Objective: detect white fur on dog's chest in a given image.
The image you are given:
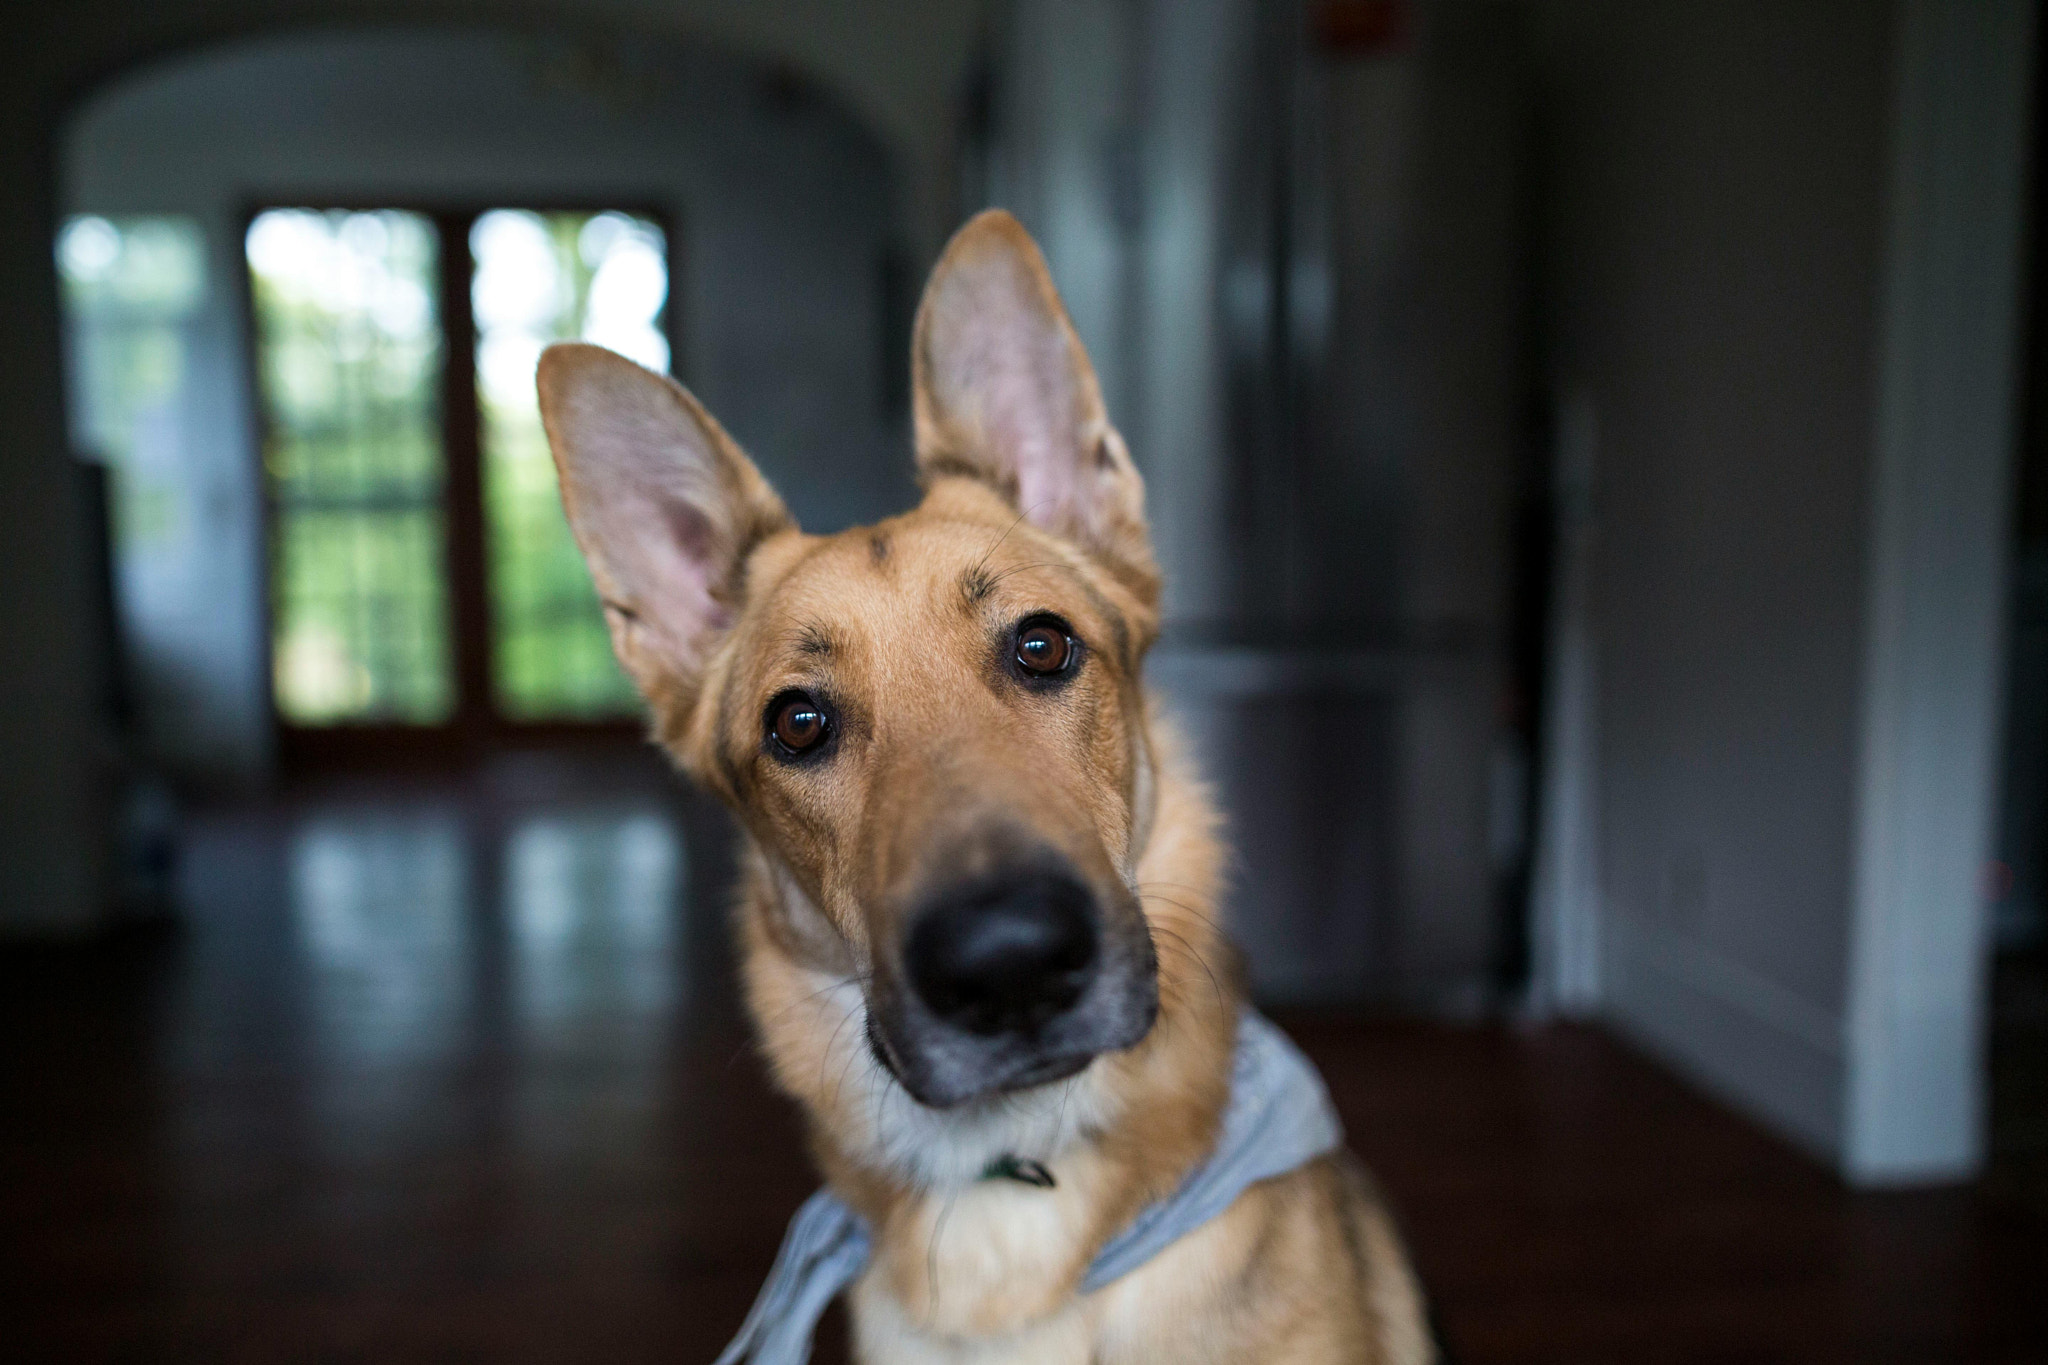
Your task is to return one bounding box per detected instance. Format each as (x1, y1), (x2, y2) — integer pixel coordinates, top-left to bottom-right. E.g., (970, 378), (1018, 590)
(853, 1283), (1095, 1365)
(851, 1188), (1262, 1365)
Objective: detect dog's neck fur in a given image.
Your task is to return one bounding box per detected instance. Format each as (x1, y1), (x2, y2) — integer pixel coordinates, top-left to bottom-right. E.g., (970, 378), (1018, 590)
(736, 708), (1236, 1339)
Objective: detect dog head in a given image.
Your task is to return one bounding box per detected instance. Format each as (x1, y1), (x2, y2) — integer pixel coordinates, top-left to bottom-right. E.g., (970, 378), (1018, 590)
(538, 212), (1165, 1109)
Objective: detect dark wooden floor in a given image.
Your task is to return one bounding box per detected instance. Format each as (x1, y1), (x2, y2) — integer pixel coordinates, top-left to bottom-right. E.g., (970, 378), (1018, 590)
(3, 753), (2043, 1363)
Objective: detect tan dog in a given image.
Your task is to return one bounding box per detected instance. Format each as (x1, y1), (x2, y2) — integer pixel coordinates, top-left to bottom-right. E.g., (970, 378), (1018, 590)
(537, 211), (1434, 1364)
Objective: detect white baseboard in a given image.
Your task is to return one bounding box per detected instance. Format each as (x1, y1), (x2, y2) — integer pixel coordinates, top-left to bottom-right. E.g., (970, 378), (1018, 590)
(1605, 911), (1844, 1162)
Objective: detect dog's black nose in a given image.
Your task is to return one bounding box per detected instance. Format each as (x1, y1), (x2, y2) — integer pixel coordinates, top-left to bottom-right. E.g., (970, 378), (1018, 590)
(906, 871), (1099, 1036)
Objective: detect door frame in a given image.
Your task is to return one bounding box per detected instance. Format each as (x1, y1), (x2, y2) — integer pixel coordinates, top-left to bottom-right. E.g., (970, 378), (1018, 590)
(238, 197), (678, 770)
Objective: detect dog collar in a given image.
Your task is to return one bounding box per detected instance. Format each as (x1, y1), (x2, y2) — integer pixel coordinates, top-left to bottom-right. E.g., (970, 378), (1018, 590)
(981, 1154), (1057, 1187)
(711, 1009), (1344, 1365)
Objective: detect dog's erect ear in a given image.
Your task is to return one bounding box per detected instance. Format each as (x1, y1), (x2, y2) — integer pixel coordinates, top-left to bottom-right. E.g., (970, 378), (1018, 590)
(912, 210), (1158, 604)
(537, 343), (791, 710)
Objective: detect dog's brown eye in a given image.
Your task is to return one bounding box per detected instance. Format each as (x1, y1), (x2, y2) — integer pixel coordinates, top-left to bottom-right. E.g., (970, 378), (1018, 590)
(1016, 624), (1073, 675)
(770, 695), (828, 753)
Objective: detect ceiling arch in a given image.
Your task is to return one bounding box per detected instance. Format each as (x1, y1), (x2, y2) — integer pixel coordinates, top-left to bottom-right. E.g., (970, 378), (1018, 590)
(32, 0), (991, 254)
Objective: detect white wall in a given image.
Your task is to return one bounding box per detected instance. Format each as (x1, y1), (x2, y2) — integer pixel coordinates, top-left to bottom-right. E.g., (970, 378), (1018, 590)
(1530, 0), (1895, 1158)
(1529, 0), (2032, 1181)
(62, 26), (907, 786)
(1847, 0), (2032, 1183)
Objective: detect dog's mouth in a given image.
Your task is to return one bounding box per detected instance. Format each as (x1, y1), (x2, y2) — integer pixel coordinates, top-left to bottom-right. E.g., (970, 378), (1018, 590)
(864, 970), (1157, 1110)
(866, 1010), (1103, 1104)
(999, 1050), (1098, 1089)
(863, 1013), (900, 1082)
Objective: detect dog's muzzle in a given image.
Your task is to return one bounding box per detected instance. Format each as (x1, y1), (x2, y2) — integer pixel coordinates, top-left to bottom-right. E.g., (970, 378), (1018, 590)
(874, 859), (1158, 1108)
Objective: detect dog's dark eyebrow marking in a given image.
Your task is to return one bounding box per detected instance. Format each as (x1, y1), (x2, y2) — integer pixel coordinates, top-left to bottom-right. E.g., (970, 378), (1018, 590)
(962, 506), (1034, 607)
(961, 553), (1135, 669)
(868, 532), (891, 566)
(795, 624), (833, 657)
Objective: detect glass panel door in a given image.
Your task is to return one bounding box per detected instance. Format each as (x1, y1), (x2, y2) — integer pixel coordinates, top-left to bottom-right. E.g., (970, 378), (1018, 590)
(246, 205), (668, 753)
(248, 209), (451, 725)
(472, 210), (667, 721)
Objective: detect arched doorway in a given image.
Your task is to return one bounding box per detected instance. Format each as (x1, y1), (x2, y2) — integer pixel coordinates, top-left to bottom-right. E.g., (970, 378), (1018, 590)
(57, 24), (913, 780)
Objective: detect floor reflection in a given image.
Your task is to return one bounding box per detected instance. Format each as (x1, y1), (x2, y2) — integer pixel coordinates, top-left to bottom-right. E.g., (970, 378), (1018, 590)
(276, 798), (692, 1180)
(506, 811), (681, 1032)
(282, 803), (688, 1062)
(99, 754), (814, 1362)
(292, 814), (471, 1062)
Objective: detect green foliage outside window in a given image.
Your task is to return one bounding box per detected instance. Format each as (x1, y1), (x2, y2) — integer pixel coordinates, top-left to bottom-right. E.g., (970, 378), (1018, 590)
(237, 206), (668, 730)
(473, 210), (666, 721)
(249, 209), (452, 726)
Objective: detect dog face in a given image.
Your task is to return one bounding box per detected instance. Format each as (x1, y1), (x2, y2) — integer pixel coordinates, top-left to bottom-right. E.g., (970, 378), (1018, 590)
(538, 212), (1165, 1109)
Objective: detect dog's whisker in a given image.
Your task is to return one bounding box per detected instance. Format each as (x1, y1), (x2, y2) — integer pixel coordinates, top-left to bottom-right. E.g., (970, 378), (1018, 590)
(978, 560), (1061, 591)
(742, 975), (863, 1065)
(1151, 926), (1228, 1016)
(1133, 879), (1218, 901)
(1138, 893), (1228, 950)
(829, 1034), (867, 1118)
(969, 505), (1034, 583)
(1136, 885), (1228, 936)
(818, 1000), (865, 1111)
(869, 1052), (894, 1163)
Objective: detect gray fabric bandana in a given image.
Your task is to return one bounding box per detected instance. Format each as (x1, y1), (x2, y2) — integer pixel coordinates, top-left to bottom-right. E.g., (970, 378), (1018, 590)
(712, 1009), (1342, 1365)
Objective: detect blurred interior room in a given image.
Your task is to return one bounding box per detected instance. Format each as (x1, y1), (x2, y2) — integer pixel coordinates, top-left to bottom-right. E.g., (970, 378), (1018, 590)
(3, 1), (2045, 1360)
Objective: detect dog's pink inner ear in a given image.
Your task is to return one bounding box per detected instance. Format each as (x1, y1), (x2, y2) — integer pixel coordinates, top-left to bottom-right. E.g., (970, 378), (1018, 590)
(650, 502), (736, 634)
(537, 343), (786, 689)
(919, 240), (1098, 530)
(912, 212), (1151, 586)
(588, 489), (730, 652)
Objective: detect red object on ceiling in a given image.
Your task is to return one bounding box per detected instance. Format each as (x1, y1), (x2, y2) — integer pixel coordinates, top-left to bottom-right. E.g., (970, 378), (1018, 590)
(1313, 0), (1411, 56)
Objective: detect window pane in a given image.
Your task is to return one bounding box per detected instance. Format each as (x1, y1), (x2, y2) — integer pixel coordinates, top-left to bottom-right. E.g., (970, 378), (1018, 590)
(473, 209), (664, 721)
(56, 215), (206, 550)
(249, 209), (452, 725)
